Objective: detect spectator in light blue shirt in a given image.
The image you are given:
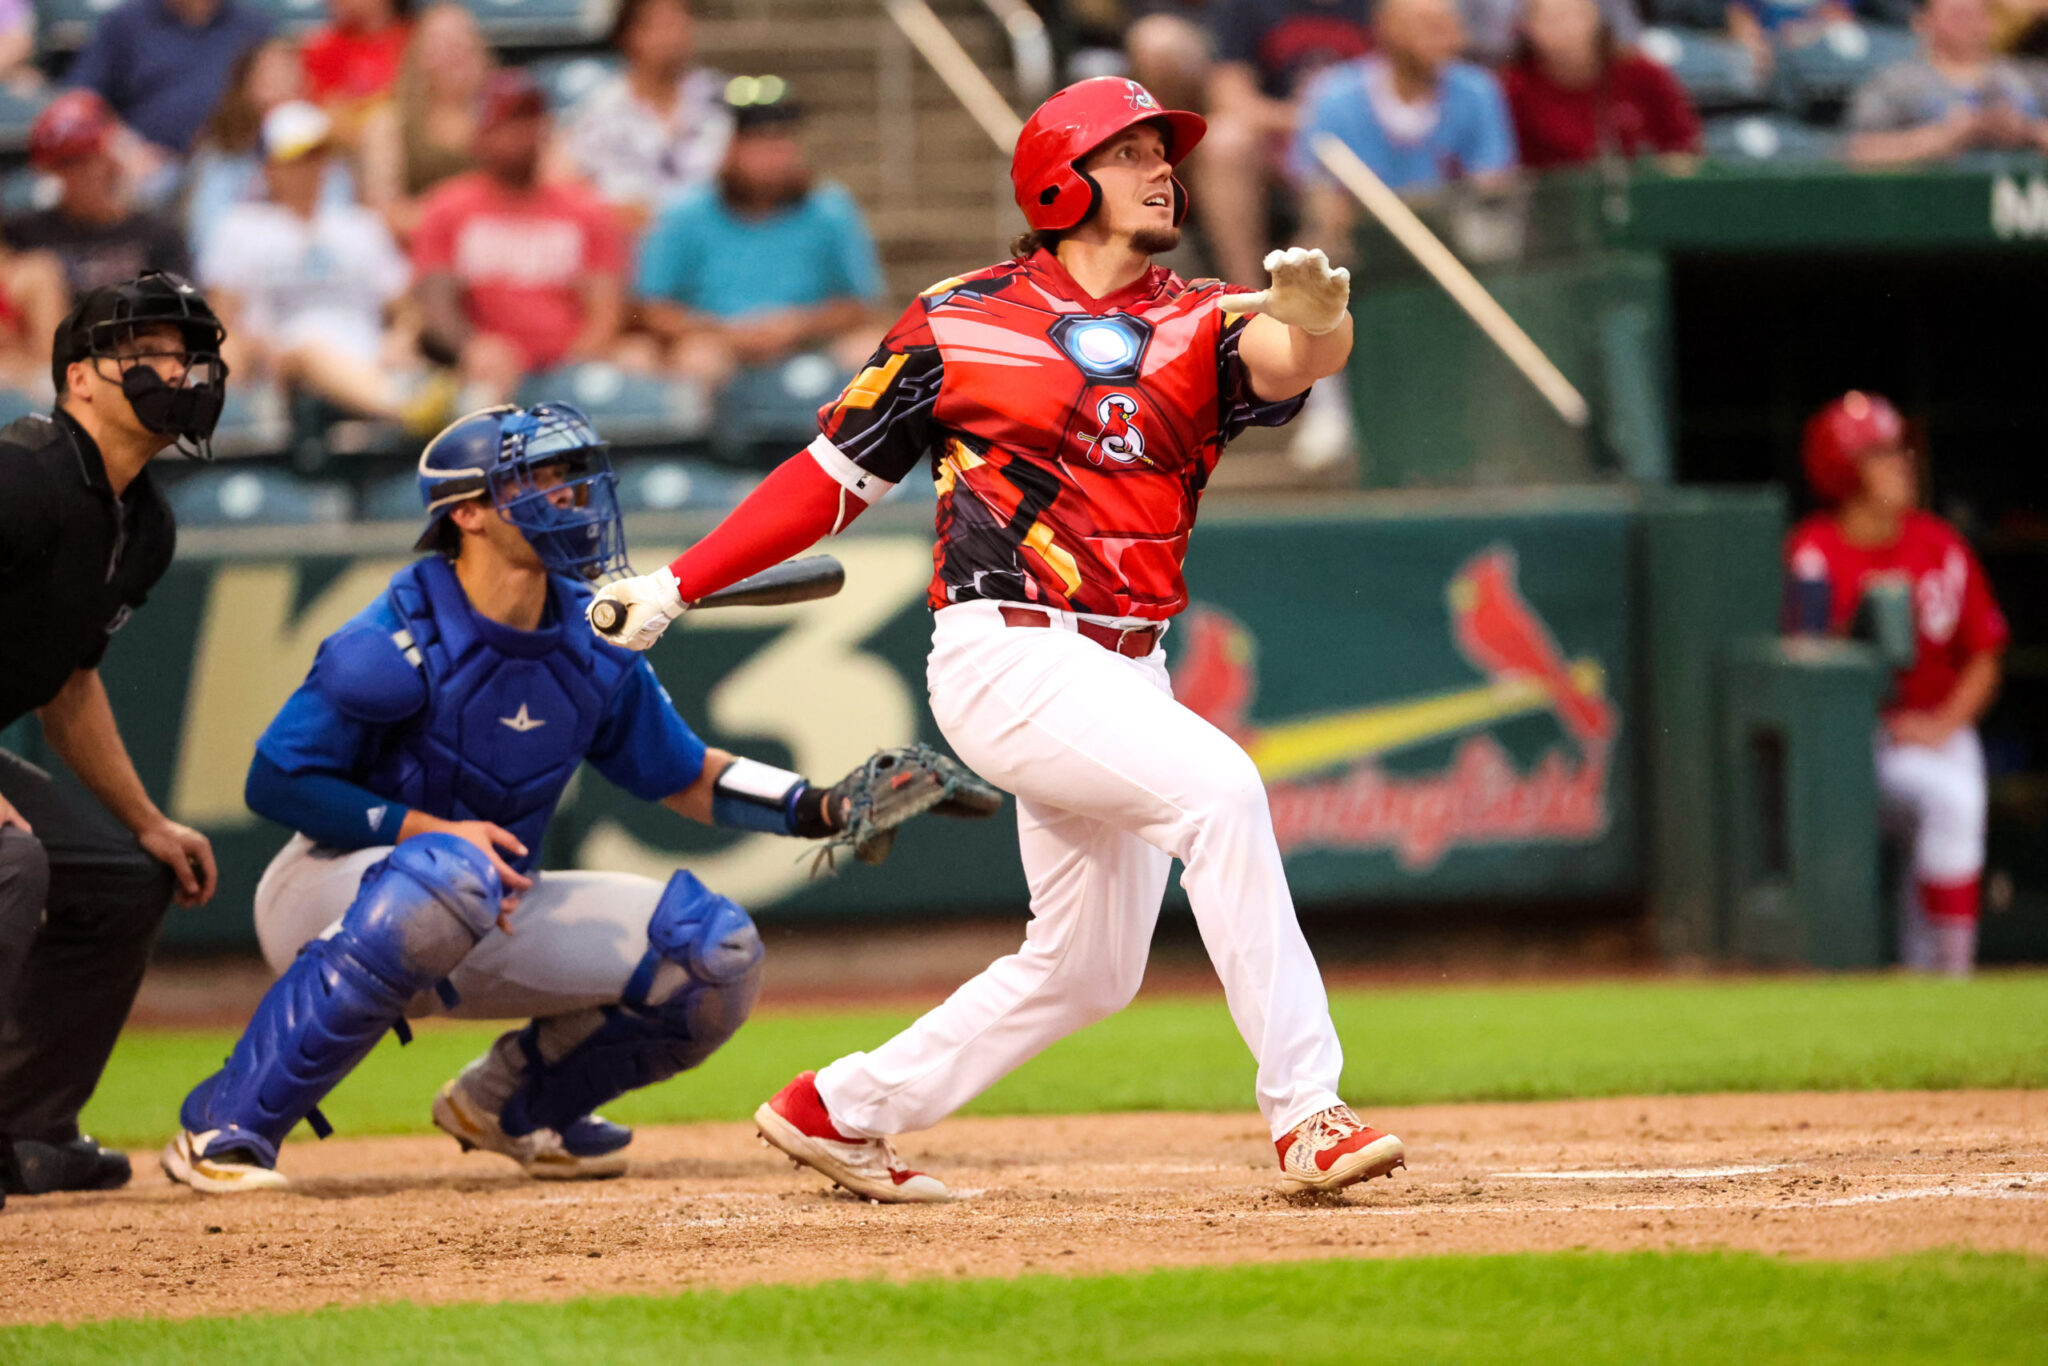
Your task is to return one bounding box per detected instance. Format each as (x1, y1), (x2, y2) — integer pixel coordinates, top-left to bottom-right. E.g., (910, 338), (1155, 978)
(635, 82), (884, 398)
(1292, 0), (1517, 218)
(66, 0), (274, 155)
(1285, 0), (1516, 474)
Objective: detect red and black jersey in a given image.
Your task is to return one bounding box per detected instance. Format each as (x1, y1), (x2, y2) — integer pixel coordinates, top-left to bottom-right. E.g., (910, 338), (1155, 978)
(803, 249), (1308, 620)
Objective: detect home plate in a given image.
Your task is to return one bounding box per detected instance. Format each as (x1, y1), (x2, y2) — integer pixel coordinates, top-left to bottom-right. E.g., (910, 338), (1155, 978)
(1489, 1165), (1786, 1180)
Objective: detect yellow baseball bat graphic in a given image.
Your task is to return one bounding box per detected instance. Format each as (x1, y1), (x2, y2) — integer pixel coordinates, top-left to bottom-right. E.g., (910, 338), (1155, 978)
(1246, 659), (1606, 783)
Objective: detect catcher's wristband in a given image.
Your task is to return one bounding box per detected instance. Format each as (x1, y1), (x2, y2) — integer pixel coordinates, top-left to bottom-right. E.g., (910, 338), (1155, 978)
(710, 757), (831, 837)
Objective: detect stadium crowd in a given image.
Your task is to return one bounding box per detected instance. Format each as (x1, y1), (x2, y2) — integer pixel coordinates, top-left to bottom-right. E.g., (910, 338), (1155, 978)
(0, 0), (888, 478)
(0, 0), (2034, 481)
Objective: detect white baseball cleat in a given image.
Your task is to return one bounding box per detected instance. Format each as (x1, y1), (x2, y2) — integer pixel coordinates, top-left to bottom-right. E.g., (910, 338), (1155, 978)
(160, 1130), (291, 1194)
(754, 1071), (951, 1204)
(431, 1080), (630, 1181)
(1276, 1105), (1405, 1193)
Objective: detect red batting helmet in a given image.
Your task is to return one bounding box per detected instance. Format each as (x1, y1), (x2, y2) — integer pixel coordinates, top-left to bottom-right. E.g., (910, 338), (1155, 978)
(29, 90), (117, 172)
(1802, 391), (1905, 504)
(1011, 77), (1206, 232)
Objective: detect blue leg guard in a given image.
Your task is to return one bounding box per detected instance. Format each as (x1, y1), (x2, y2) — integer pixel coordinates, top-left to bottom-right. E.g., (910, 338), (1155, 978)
(496, 871), (763, 1139)
(179, 834), (502, 1161)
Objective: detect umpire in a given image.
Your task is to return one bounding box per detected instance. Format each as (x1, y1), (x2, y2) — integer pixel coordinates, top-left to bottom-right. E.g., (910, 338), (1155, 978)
(0, 271), (229, 1204)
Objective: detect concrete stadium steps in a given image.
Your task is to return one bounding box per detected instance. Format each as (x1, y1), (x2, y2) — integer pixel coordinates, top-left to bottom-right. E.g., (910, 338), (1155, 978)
(689, 1), (1022, 296)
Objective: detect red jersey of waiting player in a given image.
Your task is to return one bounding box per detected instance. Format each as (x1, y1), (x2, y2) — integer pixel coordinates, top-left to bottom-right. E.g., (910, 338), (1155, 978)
(1785, 510), (2009, 714)
(808, 248), (1306, 620)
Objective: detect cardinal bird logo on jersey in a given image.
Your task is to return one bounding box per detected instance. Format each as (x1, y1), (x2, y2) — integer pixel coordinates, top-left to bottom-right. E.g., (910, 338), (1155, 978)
(1083, 393), (1148, 466)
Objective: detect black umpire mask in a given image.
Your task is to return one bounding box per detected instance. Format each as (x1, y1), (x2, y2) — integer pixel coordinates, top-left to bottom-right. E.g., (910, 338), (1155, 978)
(118, 354), (227, 444)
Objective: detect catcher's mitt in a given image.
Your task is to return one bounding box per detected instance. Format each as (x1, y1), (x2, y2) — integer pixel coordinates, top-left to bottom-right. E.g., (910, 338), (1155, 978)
(813, 744), (1004, 873)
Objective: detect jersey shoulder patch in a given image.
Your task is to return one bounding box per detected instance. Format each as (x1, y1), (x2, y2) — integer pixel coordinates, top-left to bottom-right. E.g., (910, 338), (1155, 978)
(311, 621), (428, 724)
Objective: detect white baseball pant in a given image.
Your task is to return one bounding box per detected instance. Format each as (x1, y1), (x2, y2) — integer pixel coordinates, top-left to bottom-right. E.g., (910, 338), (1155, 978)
(814, 600), (1347, 1142)
(1876, 727), (1986, 976)
(255, 834), (667, 1020)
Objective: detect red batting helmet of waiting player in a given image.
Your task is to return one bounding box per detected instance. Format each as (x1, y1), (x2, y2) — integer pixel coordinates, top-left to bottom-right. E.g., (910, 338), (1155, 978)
(1011, 77), (1206, 232)
(29, 90), (117, 173)
(1802, 390), (1905, 504)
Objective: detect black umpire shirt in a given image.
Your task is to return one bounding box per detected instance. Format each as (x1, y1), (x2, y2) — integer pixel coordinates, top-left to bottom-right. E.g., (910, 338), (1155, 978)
(0, 409), (175, 730)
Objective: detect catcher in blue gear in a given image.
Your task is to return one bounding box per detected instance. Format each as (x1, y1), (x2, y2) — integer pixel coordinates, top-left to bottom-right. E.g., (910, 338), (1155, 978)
(161, 403), (998, 1191)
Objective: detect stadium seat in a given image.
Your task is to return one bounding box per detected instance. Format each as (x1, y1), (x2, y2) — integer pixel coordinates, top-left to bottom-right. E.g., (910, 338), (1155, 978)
(359, 470), (429, 523)
(453, 0), (609, 48)
(517, 364), (712, 448)
(611, 457), (742, 513)
(205, 382), (293, 460)
(241, 0), (325, 32)
(1774, 23), (1917, 121)
(0, 166), (51, 214)
(35, 0), (120, 49)
(163, 467), (352, 527)
(713, 353), (848, 466)
(0, 388), (41, 427)
(0, 81), (49, 153)
(1638, 27), (1768, 112)
(525, 53), (619, 112)
(1702, 113), (1841, 163)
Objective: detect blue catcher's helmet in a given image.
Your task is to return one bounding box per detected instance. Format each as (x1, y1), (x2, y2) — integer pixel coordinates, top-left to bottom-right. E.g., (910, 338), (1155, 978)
(413, 402), (629, 582)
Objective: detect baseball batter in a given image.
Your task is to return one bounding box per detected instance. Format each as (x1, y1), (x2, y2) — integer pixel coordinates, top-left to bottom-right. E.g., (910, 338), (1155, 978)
(589, 77), (1405, 1200)
(1785, 391), (2008, 977)
(161, 401), (993, 1192)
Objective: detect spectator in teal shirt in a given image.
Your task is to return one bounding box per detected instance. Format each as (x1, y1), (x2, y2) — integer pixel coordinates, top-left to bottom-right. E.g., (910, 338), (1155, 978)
(635, 83), (885, 403)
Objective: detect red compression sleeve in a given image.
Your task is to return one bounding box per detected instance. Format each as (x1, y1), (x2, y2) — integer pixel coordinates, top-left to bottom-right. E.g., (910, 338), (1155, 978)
(664, 451), (865, 601)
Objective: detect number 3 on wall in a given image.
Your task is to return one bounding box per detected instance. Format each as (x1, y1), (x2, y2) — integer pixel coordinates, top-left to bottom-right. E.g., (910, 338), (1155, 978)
(576, 536), (935, 907)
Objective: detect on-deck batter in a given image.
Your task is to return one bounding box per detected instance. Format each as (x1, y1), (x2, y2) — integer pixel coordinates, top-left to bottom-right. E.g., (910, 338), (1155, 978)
(589, 77), (1406, 1200)
(1785, 391), (2008, 977)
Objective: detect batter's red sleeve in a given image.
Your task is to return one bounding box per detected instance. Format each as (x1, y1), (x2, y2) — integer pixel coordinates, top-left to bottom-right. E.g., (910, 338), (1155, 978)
(663, 454), (853, 602)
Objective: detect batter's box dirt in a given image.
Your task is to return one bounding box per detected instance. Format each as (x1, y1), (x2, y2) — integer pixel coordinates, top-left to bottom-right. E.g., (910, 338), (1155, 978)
(4, 1090), (2042, 1326)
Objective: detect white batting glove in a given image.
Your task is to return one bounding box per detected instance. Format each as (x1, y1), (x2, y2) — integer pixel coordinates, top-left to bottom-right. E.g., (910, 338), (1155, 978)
(587, 566), (687, 652)
(1215, 247), (1351, 336)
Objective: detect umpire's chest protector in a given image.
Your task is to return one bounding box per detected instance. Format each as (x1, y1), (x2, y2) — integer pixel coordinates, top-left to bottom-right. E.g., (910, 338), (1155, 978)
(369, 557), (627, 832)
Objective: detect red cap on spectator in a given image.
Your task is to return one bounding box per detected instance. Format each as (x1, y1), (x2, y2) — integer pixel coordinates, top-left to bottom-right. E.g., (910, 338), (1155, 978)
(30, 90), (118, 172)
(1011, 77), (1204, 232)
(478, 69), (547, 125)
(1802, 391), (1905, 504)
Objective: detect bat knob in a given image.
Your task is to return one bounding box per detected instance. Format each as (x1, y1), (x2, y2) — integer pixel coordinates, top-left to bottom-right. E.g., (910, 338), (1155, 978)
(590, 598), (624, 634)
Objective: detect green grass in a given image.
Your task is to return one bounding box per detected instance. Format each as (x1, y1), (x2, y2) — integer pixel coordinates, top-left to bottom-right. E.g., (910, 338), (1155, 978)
(9, 1253), (2047, 1365)
(81, 972), (2048, 1150)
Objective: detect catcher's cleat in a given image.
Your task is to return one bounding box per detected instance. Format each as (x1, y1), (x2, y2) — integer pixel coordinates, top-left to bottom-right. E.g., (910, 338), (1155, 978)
(432, 1080), (630, 1181)
(754, 1071), (950, 1204)
(161, 1129), (291, 1194)
(1276, 1106), (1405, 1193)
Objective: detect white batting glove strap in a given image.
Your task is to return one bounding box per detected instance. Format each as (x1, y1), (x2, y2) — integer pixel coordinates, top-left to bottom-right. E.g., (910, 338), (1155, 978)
(588, 565), (688, 653)
(1214, 247), (1352, 336)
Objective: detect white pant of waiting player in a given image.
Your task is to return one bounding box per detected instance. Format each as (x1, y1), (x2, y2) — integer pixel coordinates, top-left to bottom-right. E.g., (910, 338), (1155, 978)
(814, 600), (1347, 1143)
(255, 834), (666, 1020)
(1876, 727), (1986, 976)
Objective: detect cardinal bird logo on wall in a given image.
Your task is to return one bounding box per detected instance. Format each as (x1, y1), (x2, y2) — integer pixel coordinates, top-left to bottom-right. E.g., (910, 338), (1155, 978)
(1172, 545), (1615, 870)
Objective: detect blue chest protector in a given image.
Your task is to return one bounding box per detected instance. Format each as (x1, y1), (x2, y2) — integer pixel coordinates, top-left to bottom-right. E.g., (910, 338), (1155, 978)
(253, 556), (705, 874)
(364, 558), (629, 866)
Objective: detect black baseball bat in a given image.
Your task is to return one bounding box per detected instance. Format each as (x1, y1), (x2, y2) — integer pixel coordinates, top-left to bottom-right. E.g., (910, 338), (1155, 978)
(590, 555), (845, 634)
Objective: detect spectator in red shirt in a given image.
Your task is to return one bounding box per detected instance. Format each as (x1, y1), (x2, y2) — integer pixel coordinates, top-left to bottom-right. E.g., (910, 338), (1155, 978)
(411, 69), (628, 407)
(1502, 0), (1701, 170)
(301, 0), (412, 138)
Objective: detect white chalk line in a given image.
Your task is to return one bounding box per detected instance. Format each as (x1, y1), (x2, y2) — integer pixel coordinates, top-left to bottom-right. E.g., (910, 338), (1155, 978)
(1490, 1165), (1786, 1180)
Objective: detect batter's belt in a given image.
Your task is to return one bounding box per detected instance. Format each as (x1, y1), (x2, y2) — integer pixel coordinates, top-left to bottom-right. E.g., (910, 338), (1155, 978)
(999, 605), (1163, 658)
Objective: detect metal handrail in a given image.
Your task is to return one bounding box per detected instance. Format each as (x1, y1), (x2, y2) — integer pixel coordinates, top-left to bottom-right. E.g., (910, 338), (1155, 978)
(880, 0), (1025, 151)
(974, 0), (1054, 105)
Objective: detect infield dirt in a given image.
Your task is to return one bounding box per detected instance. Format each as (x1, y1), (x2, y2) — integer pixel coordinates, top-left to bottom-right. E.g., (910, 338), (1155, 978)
(6, 1090), (2043, 1326)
